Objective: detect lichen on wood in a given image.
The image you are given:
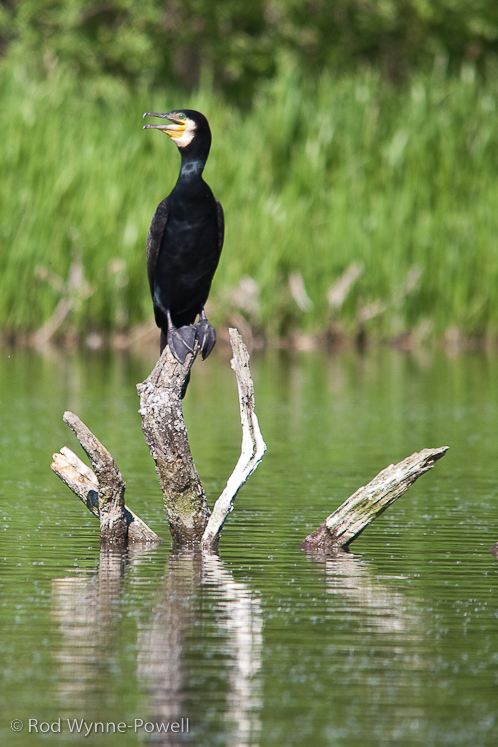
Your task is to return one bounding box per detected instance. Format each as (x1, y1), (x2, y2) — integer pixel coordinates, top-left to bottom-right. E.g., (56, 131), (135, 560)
(137, 343), (211, 547)
(301, 447), (449, 553)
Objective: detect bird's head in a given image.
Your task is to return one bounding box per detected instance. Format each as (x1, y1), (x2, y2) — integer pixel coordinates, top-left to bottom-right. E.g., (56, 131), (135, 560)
(143, 109), (211, 152)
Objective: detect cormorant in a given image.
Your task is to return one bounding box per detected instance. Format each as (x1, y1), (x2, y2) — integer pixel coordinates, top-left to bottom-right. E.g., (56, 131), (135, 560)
(143, 109), (224, 366)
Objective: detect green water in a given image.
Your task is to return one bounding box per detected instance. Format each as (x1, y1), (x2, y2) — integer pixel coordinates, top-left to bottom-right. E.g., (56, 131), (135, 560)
(0, 345), (497, 746)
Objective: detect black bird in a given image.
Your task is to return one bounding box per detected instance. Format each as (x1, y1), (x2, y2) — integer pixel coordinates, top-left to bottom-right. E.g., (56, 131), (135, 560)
(143, 109), (224, 365)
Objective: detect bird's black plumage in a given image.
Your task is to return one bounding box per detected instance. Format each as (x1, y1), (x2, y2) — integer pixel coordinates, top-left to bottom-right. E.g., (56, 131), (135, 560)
(143, 109), (224, 367)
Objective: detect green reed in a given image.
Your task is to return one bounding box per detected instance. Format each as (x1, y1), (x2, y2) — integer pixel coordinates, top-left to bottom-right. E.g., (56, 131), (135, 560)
(1, 61), (498, 341)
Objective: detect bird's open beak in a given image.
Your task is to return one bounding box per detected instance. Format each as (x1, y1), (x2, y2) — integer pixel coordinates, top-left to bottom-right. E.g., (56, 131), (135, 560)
(143, 112), (187, 139)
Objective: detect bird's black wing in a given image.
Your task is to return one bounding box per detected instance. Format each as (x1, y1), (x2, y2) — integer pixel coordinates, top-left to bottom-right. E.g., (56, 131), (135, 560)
(216, 199), (225, 255)
(146, 197), (169, 296)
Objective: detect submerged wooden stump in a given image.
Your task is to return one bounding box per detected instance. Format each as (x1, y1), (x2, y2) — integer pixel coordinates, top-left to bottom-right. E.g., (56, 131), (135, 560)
(51, 416), (162, 546)
(51, 327), (449, 556)
(301, 447), (448, 554)
(137, 344), (211, 546)
(51, 329), (266, 550)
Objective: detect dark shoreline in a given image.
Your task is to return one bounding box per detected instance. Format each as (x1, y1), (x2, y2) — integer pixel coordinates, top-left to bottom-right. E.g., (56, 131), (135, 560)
(2, 321), (496, 357)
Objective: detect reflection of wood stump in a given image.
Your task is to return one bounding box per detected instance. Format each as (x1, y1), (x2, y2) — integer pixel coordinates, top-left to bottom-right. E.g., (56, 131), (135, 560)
(137, 551), (201, 743)
(51, 548), (126, 712)
(52, 546), (264, 745)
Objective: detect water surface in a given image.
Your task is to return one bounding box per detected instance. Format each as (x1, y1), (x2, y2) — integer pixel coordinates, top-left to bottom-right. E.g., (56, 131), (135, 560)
(0, 345), (497, 746)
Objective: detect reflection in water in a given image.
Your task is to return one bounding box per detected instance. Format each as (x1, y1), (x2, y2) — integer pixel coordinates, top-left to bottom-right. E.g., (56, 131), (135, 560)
(309, 551), (430, 733)
(51, 549), (127, 712)
(136, 551), (199, 745)
(51, 546), (427, 746)
(321, 551), (418, 635)
(202, 554), (262, 747)
(52, 548), (263, 746)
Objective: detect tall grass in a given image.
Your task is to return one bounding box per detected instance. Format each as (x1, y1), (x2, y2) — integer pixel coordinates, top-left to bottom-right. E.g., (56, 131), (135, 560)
(2, 61), (498, 340)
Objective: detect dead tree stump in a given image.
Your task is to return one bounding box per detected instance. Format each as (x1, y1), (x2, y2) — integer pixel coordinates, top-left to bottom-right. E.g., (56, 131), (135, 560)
(51, 327), (448, 556)
(137, 344), (210, 546)
(51, 329), (266, 550)
(301, 447), (448, 554)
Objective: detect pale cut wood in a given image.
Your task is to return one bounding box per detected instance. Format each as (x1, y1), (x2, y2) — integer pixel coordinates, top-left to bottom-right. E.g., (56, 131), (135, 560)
(51, 448), (162, 544)
(202, 329), (267, 551)
(61, 445), (98, 485)
(301, 447), (448, 553)
(51, 451), (99, 516)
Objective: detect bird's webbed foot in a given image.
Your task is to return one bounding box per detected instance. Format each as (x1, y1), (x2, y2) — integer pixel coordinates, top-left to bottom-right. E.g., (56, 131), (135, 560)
(166, 311), (197, 364)
(195, 308), (217, 360)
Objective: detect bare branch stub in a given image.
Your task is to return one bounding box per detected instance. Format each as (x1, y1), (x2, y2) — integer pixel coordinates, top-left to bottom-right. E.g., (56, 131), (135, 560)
(63, 411), (128, 544)
(201, 328), (266, 552)
(51, 450), (99, 517)
(301, 446), (449, 553)
(137, 344), (211, 547)
(51, 447), (162, 544)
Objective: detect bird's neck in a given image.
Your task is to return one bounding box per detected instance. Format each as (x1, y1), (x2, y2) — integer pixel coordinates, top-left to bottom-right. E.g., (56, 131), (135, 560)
(179, 158), (205, 178)
(177, 135), (210, 181)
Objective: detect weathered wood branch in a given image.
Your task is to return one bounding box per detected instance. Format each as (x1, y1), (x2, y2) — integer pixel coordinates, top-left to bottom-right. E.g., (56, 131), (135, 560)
(51, 419), (161, 545)
(62, 411), (128, 544)
(136, 328), (266, 549)
(51, 329), (448, 558)
(201, 329), (267, 551)
(301, 447), (449, 553)
(137, 344), (210, 547)
(51, 448), (99, 516)
(52, 328), (265, 550)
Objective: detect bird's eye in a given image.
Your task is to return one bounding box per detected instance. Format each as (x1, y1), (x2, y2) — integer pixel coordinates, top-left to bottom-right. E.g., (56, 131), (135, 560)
(178, 114), (186, 121)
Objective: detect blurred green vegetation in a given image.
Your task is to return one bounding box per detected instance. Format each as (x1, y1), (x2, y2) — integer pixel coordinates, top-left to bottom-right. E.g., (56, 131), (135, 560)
(1, 60), (498, 341)
(3, 1), (498, 101)
(2, 2), (498, 342)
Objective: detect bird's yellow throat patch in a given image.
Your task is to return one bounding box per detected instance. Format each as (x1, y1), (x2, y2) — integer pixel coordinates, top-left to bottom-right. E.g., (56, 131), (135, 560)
(166, 122), (187, 140)
(166, 118), (196, 148)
